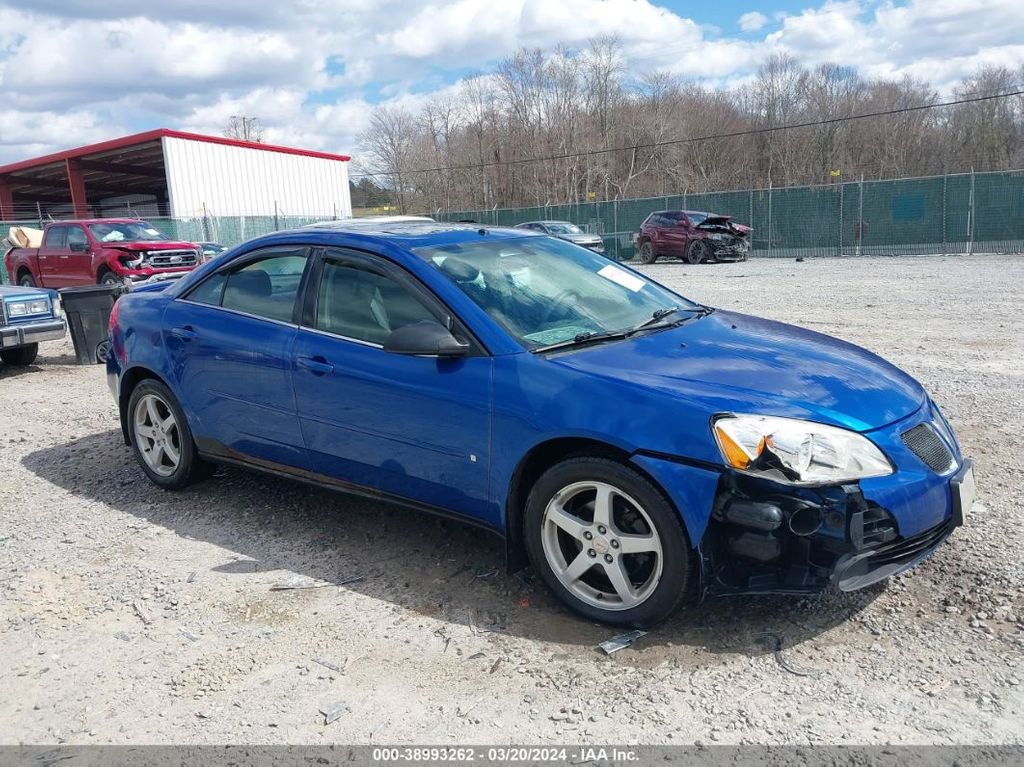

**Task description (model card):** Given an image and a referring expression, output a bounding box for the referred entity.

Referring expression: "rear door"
[38,225,69,287]
[163,245,311,468]
[291,247,493,522]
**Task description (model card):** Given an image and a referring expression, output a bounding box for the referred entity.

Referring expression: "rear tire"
[127,379,214,490]
[524,456,693,627]
[636,241,658,265]
[0,344,38,366]
[17,271,35,287]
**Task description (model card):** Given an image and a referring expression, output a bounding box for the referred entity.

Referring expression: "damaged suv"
[635,210,751,264]
[108,221,972,627]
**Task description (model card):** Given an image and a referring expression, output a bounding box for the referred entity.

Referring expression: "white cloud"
[739,11,768,32]
[0,0,1023,165]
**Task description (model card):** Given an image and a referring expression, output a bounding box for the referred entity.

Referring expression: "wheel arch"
[117,365,169,445]
[503,436,678,573]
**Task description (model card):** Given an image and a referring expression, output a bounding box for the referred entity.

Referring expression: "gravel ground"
[1,254,1021,746]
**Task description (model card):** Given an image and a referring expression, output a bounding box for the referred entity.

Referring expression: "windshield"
[545,222,583,235]
[685,212,708,226]
[87,222,169,243]
[414,235,699,348]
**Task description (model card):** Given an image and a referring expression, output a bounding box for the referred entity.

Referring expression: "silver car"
[514,221,604,253]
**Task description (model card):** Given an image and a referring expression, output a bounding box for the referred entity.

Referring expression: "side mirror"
[676,219,690,228]
[69,239,88,252]
[384,320,469,357]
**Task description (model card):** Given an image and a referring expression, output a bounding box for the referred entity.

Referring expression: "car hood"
[0,284,52,300]
[550,310,926,432]
[107,241,198,252]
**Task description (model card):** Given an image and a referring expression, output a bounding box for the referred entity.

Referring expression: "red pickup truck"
[4,219,202,288]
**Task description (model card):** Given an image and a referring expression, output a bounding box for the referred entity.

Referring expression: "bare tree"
[224,116,265,143]
[359,105,418,212]
[347,37,1024,213]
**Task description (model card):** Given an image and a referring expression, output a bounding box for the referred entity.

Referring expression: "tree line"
[356,37,1024,213]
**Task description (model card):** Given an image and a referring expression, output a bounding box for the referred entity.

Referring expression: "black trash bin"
[59,284,128,364]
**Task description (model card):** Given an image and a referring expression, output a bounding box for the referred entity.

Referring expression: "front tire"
[127,380,213,490]
[686,239,711,264]
[0,344,38,366]
[99,270,125,287]
[524,456,693,627]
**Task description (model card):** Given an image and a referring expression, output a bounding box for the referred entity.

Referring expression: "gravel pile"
[0,254,1021,744]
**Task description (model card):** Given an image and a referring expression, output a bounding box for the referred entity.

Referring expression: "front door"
[163,246,310,468]
[64,224,94,284]
[291,248,493,523]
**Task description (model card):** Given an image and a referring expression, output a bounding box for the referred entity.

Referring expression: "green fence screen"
[439,169,1024,261]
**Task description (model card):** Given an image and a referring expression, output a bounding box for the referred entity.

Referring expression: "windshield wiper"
[531,329,630,354]
[628,304,713,334]
[532,305,714,354]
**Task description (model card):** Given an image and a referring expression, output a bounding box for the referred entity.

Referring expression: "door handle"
[296,355,334,375]
[170,326,198,341]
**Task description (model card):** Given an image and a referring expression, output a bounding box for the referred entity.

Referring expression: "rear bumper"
[0,318,66,348]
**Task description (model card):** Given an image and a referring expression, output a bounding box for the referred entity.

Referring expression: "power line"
[350,86,1024,180]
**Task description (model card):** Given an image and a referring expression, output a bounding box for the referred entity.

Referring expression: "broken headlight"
[713,414,893,485]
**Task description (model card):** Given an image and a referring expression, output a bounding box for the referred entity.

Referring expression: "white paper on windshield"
[598,264,645,292]
[144,228,161,236]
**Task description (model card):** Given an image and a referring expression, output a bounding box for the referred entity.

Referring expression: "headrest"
[438,257,480,283]
[227,269,271,297]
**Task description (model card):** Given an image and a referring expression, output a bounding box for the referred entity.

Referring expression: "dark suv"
[634,210,751,265]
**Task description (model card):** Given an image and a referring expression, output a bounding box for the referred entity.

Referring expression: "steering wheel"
[541,289,581,326]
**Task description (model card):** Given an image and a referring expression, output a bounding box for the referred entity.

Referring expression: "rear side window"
[44,226,67,248]
[184,249,307,323]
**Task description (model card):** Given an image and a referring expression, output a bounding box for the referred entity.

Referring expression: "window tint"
[66,226,88,250]
[185,250,306,323]
[187,272,226,306]
[316,259,438,345]
[44,226,67,248]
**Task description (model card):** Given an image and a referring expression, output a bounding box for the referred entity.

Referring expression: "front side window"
[66,226,88,250]
[315,258,438,345]
[185,250,307,323]
[414,236,697,348]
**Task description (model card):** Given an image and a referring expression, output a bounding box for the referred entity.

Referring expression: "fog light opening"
[788,504,824,537]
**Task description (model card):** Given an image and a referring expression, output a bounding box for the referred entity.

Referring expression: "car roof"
[292,218,538,249]
[516,220,572,226]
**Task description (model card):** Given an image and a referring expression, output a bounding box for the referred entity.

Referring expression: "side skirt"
[195,438,505,540]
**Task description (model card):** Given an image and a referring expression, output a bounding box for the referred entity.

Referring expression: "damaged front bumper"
[705,236,749,261]
[634,403,969,598]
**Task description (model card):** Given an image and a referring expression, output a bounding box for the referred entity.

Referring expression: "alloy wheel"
[133,393,181,477]
[540,480,664,611]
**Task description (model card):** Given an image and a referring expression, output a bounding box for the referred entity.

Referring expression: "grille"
[147,249,198,268]
[901,423,954,473]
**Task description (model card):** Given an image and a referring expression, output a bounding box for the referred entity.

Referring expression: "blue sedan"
[107,221,973,626]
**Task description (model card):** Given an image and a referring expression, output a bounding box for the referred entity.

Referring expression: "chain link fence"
[438,168,1024,261]
[5,169,1023,283]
